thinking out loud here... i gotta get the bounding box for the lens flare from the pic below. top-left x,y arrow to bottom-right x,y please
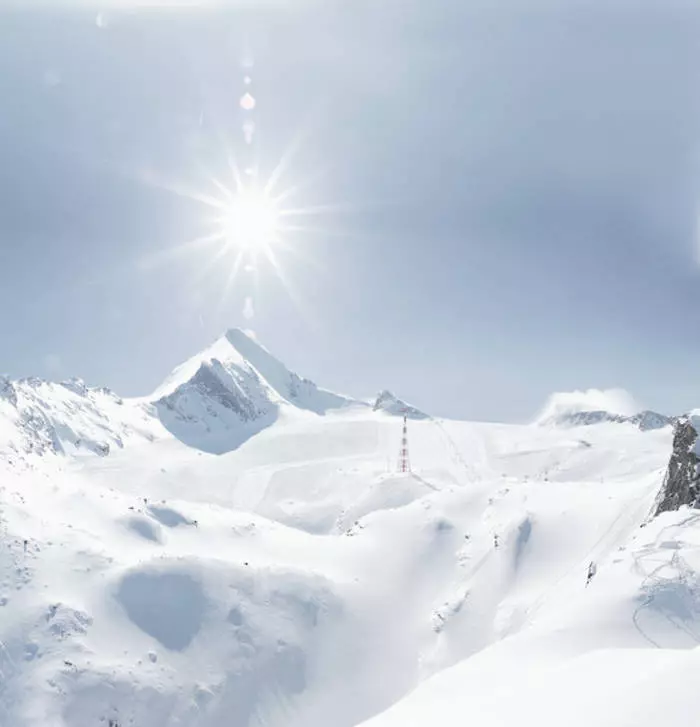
220,189 -> 279,254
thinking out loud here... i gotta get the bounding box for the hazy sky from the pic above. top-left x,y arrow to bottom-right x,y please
2,1 -> 700,421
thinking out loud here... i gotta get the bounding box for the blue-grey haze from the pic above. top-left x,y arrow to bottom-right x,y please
1,1 -> 700,421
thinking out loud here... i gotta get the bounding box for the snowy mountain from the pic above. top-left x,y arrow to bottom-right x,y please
1,334 -> 699,727
372,390 -> 428,419
535,389 -> 673,431
539,408 -> 675,431
152,329 -> 361,453
0,329 -> 362,462
0,374 -> 161,463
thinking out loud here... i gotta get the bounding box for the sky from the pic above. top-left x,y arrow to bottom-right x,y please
1,1 -> 700,422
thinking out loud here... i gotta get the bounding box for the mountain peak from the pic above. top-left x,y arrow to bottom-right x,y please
225,327 -> 260,346
151,329 -> 360,453
372,390 -> 428,419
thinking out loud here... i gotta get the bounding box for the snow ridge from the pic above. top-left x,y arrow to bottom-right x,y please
0,330 -> 698,727
372,390 -> 428,419
539,408 -> 674,431
535,389 -> 672,431
0,329 -> 367,462
0,374 -> 160,463
152,329 -> 361,453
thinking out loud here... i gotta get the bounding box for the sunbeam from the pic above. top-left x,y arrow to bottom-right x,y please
123,56 -> 343,324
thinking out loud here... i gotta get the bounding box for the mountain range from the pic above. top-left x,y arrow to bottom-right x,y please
1,329 -> 699,727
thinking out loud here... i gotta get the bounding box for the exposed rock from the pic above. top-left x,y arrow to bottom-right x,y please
631,410 -> 676,432
654,416 -> 700,516
0,376 -> 18,408
0,374 -> 161,461
372,390 -> 428,420
60,378 -> 88,397
541,409 -> 674,432
158,361 -> 265,423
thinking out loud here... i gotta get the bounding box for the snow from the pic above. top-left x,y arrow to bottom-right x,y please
152,327 -> 355,414
0,330 -> 697,726
372,390 -> 428,419
0,374 -> 162,462
359,507 -> 700,727
150,328 -> 364,454
535,387 -> 641,425
116,569 -> 208,651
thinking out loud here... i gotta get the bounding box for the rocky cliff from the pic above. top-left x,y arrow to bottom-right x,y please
654,415 -> 700,515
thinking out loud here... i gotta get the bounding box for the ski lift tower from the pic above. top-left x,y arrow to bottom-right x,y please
398,410 -> 411,473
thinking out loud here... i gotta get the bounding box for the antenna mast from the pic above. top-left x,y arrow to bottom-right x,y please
398,412 -> 411,473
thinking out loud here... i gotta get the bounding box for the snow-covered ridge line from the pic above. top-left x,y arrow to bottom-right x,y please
2,331 -> 697,727
150,328 -> 367,454
0,385 -> 682,727
0,372 -> 160,460
538,408 -> 675,431
534,387 -> 673,431
0,329 -> 420,462
372,390 -> 428,419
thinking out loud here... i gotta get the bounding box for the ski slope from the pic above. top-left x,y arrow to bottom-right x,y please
0,330 -> 693,727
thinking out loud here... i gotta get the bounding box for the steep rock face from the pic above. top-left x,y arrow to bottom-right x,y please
654,416 -> 700,516
372,390 -> 428,420
155,358 -> 278,453
158,361 -> 269,423
152,329 -> 361,453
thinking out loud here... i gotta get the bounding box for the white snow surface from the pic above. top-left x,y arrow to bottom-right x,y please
152,328 -> 355,414
372,390 -> 428,420
0,331 -> 696,727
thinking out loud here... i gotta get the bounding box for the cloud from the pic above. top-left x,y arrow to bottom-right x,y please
535,388 -> 641,424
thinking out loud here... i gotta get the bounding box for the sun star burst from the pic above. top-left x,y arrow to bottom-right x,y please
218,187 -> 280,257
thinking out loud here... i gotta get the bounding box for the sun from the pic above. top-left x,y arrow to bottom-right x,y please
128,52 -> 346,322
220,188 -> 280,254
133,157 -> 337,321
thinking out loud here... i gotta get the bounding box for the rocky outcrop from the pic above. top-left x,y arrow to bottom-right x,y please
542,409 -> 674,431
158,361 -> 267,423
633,410 -> 675,432
153,356 -> 279,454
0,375 -> 155,461
0,376 -> 18,407
372,390 -> 428,420
654,416 -> 700,516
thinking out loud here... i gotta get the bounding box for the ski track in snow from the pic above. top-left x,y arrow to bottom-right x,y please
0,416 -> 676,727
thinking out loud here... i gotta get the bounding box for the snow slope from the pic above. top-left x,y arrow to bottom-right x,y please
0,329 -> 361,463
359,506 -> 700,727
0,331 -> 694,727
152,329 -> 362,453
0,374 -> 161,463
372,390 -> 428,420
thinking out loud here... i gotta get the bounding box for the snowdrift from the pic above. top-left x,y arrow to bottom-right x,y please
0,330 -> 696,727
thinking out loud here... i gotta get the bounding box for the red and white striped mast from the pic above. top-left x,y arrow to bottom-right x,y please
398,410 -> 411,473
